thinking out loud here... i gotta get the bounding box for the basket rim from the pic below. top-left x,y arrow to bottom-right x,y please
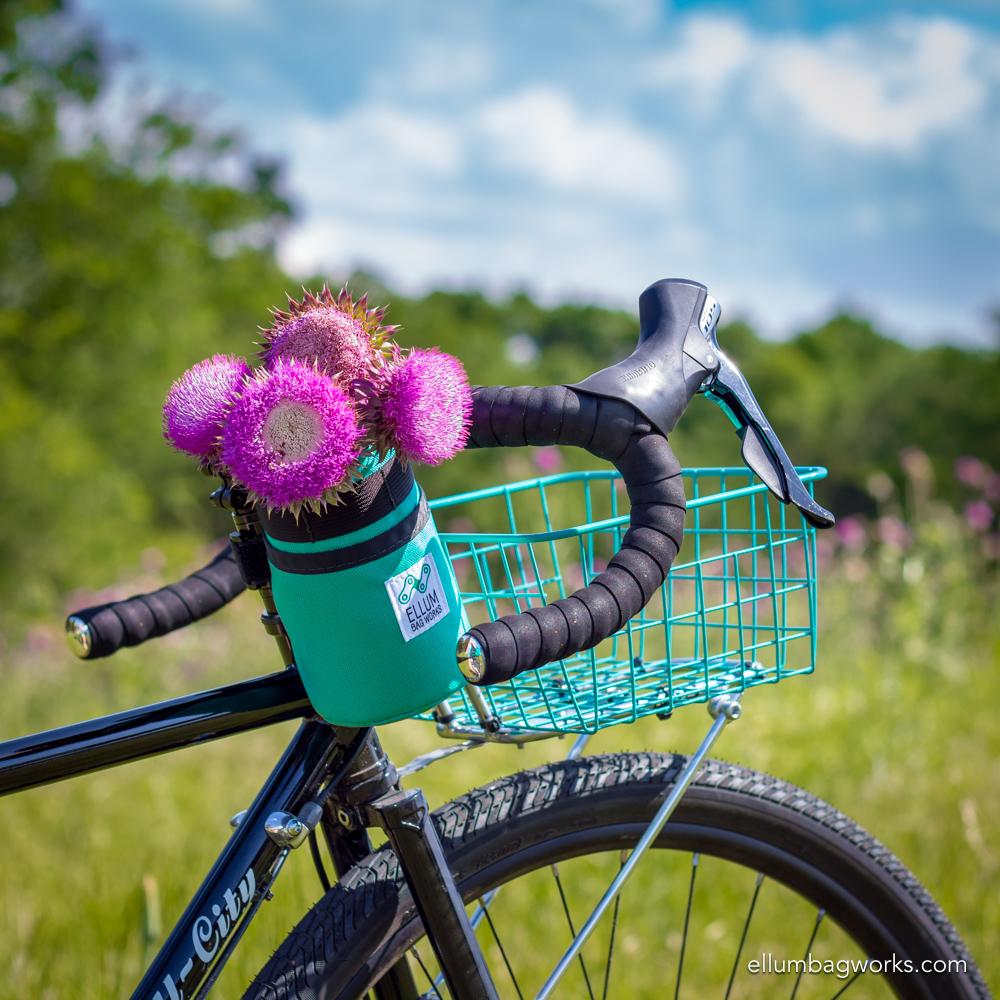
432,466 -> 828,545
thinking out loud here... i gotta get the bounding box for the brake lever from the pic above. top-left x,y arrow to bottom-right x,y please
697,298 -> 835,529
568,278 -> 834,529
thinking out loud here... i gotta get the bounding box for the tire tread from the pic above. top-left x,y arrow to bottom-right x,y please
244,753 -> 988,999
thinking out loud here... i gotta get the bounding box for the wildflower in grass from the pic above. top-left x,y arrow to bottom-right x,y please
563,562 -> 585,591
985,473 -> 1000,505
877,516 -> 911,549
843,556 -> 869,582
221,359 -> 363,514
162,354 -> 250,466
955,456 -> 986,488
534,446 -> 562,474
983,534 -> 1000,561
964,500 -> 993,533
261,285 -> 396,384
374,348 -> 472,465
834,515 -> 866,550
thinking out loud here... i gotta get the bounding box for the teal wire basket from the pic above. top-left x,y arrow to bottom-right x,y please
419,467 -> 825,736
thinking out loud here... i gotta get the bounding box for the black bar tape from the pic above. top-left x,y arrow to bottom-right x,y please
465,385 -> 686,684
68,545 -> 246,659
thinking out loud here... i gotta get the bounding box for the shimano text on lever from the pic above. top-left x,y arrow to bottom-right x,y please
570,278 -> 834,529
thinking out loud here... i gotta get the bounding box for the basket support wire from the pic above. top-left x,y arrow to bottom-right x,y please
430,730 -> 596,995
535,694 -> 744,1000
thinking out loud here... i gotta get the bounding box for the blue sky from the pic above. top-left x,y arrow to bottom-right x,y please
76,0 -> 999,345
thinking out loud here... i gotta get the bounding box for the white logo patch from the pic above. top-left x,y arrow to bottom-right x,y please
385,553 -> 450,642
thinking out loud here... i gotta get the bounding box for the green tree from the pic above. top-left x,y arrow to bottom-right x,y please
0,1 -> 293,626
2,2 -> 996,634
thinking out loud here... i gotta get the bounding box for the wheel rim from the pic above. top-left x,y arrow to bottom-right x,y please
369,820 -> 934,1000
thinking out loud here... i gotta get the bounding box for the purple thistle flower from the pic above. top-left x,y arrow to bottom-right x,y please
955,456 -> 986,488
263,306 -> 375,383
380,349 -> 472,465
221,359 -> 363,511
964,500 -> 993,533
834,515 -> 866,550
260,285 -> 395,383
534,446 -> 563,474
163,354 -> 250,464
876,515 -> 911,549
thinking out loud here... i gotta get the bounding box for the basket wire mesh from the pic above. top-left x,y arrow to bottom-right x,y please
420,467 -> 824,735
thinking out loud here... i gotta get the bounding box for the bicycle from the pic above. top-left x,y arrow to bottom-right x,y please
3,279 -> 988,999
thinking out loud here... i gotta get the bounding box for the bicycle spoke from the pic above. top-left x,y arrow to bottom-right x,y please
479,896 -> 524,1000
600,851 -> 627,1000
673,852 -> 699,1000
551,862 -> 596,1000
790,908 -> 825,1000
723,871 -> 765,1000
829,968 -> 864,998
467,887 -> 500,934
409,946 -> 443,999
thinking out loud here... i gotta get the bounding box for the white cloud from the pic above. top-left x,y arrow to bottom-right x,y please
238,10 -> 997,347
281,84 -> 682,226
645,15 -> 993,153
371,40 -> 495,99
281,104 -> 463,220
766,19 -> 985,152
279,198 -> 674,310
644,15 -> 752,99
477,86 -> 683,205
72,0 -> 1000,345
319,104 -> 462,177
278,214 -> 354,279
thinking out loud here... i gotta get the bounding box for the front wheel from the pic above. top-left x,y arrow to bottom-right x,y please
245,753 -> 988,999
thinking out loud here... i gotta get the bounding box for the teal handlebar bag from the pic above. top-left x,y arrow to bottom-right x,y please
260,456 -> 465,726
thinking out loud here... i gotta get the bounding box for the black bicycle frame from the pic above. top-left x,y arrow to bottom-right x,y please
1,470 -> 502,1000
0,670 -> 312,796
0,665 -> 499,999
0,669 -> 363,999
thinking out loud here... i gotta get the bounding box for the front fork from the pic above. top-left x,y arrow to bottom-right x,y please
321,729 -> 500,1000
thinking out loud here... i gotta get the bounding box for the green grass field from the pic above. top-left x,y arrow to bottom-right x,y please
1,504 -> 997,999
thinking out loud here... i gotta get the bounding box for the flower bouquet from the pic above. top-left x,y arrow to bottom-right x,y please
162,286 -> 471,725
